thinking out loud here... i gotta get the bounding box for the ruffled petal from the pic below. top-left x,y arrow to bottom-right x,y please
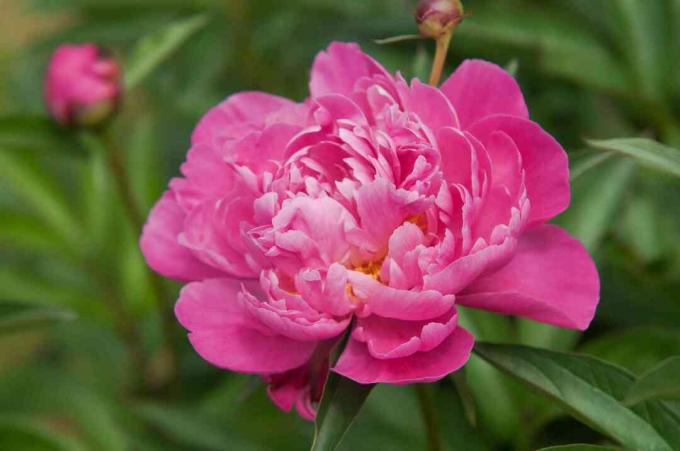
334,326 -> 474,384
351,309 -> 458,359
348,271 -> 455,321
459,225 -> 599,330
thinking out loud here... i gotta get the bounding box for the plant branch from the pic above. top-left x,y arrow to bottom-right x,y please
415,384 -> 443,451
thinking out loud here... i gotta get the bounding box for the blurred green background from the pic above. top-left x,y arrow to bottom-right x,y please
1,1 -> 680,450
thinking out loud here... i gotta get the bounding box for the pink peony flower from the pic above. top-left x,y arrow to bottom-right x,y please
44,43 -> 120,127
141,42 -> 599,419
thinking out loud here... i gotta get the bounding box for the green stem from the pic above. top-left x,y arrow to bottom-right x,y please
415,384 -> 443,451
428,31 -> 453,86
98,126 -> 179,393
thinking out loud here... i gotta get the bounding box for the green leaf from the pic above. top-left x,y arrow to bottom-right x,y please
125,15 -> 209,90
537,445 -> 621,451
311,372 -> 374,451
0,302 -> 76,334
587,138 -> 680,178
625,357 -> 680,405
474,342 -> 680,450
0,416 -> 86,451
580,327 -> 680,376
0,115 -> 84,156
135,402 -> 254,451
556,152 -> 636,252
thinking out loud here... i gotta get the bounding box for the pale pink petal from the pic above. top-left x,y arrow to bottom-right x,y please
354,179 -> 431,253
140,192 -> 223,281
334,326 -> 474,384
469,115 -> 569,225
459,225 -> 600,330
176,279 -> 316,373
441,59 -> 528,129
309,42 -> 391,97
348,272 -> 455,321
351,309 -> 457,359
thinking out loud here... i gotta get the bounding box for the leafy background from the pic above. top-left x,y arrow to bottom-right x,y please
1,0 -> 680,450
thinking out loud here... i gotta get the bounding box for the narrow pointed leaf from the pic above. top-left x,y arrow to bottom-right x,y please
537,445 -> 621,451
587,138 -> 680,178
625,357 -> 680,405
311,373 -> 374,451
0,302 -> 76,334
474,342 -> 680,450
0,115 -> 84,156
125,15 -> 209,90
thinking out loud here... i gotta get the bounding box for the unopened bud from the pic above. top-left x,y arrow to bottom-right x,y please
415,0 -> 464,39
44,44 -> 121,128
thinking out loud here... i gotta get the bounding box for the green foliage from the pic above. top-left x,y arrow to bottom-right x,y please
625,357 -> 680,405
474,343 -> 680,450
312,373 -> 374,451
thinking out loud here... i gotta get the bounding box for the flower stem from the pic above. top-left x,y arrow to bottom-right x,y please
99,126 -> 179,393
415,384 -> 443,451
428,31 -> 453,86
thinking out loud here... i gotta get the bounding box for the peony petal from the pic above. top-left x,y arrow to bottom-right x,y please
140,192 -> 224,281
406,79 -> 460,131
334,326 -> 474,384
309,42 -> 391,98
348,272 -> 455,321
191,91 -> 297,146
469,115 -> 570,225
459,225 -> 599,330
351,309 -> 458,359
180,196 -> 261,278
176,279 -> 316,373
423,235 -> 517,294
441,59 -> 528,129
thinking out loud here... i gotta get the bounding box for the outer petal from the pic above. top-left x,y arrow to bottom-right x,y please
191,91 -> 297,146
176,279 -> 316,373
334,327 -> 474,384
469,115 -> 570,225
441,59 -> 528,129
459,225 -> 600,330
309,42 -> 391,97
140,192 -> 223,282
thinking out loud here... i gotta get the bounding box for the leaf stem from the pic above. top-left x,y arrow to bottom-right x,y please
415,384 -> 443,451
428,32 -> 453,86
98,126 -> 179,393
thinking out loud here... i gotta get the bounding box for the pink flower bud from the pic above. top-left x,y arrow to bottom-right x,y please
415,0 -> 465,39
44,44 -> 121,127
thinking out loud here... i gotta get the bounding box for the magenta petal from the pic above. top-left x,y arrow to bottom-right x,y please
176,279 -> 316,373
334,326 -> 474,384
348,272 -> 455,321
469,115 -> 570,225
352,309 -> 458,359
191,91 -> 296,146
460,225 -> 600,330
441,59 -> 528,129
309,42 -> 391,97
140,192 -> 223,281
407,79 -> 460,130
423,235 -> 517,294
